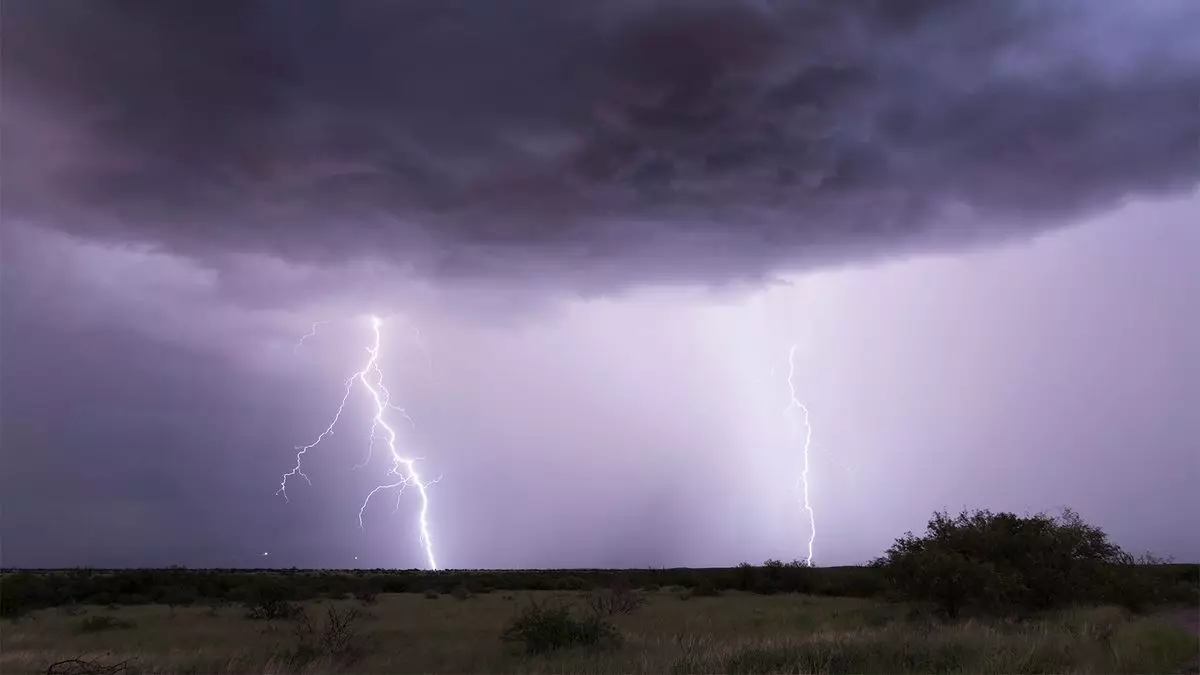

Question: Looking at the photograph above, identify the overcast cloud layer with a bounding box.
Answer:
[4,0,1199,289]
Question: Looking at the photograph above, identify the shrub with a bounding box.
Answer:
[57,603,88,617]
[1100,553,1198,613]
[553,576,588,591]
[423,589,440,600]
[291,604,366,665]
[381,578,412,594]
[77,615,136,633]
[243,582,302,620]
[204,597,230,617]
[873,508,1125,617]
[500,599,623,654]
[777,559,818,594]
[161,587,199,610]
[735,559,817,595]
[734,562,759,591]
[115,594,151,606]
[450,584,473,601]
[692,578,722,597]
[584,577,644,616]
[821,566,887,598]
[354,587,379,606]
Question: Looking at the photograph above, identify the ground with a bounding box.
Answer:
[2,591,1196,674]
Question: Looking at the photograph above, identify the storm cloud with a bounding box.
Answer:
[4,0,1198,289]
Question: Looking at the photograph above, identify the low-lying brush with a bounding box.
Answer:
[242,583,302,621]
[671,613,1198,675]
[2,592,1194,674]
[244,597,301,621]
[290,604,366,666]
[500,599,624,655]
[584,578,644,616]
[354,587,380,606]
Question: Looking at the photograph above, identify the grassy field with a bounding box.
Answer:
[2,590,1196,674]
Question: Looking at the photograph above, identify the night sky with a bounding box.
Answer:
[2,0,1197,570]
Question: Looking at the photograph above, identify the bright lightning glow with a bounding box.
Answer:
[278,315,440,570]
[783,343,817,566]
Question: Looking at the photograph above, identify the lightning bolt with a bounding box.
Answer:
[783,343,817,566]
[293,320,329,354]
[278,315,440,570]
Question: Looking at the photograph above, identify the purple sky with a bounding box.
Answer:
[1,1,1197,569]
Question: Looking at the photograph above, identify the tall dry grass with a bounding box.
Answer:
[1,591,1194,674]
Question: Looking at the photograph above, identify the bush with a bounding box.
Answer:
[820,566,887,598]
[500,599,623,654]
[291,604,366,665]
[354,587,379,606]
[873,508,1126,617]
[1100,553,1199,613]
[243,582,302,620]
[692,578,722,597]
[204,597,230,617]
[584,577,644,616]
[729,560,818,595]
[553,576,588,591]
[767,559,818,594]
[161,587,199,610]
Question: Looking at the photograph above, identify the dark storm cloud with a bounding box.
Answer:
[4,0,1198,287]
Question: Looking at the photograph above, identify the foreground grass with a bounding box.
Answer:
[1,591,1195,674]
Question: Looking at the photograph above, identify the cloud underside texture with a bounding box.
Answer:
[4,0,1198,286]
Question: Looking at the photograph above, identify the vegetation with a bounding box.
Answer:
[243,581,303,621]
[2,592,1195,674]
[290,604,367,666]
[0,564,895,619]
[1,507,1195,674]
[500,597,623,655]
[871,508,1197,618]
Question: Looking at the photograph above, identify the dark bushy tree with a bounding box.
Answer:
[873,508,1125,616]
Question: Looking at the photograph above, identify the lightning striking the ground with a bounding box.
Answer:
[278,315,440,570]
[783,343,818,566]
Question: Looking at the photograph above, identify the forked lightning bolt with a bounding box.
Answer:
[278,316,439,570]
[783,343,817,566]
